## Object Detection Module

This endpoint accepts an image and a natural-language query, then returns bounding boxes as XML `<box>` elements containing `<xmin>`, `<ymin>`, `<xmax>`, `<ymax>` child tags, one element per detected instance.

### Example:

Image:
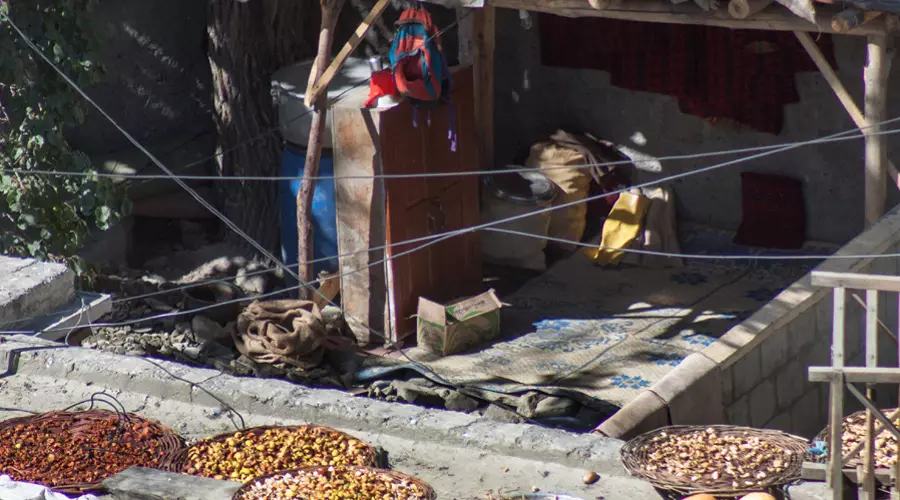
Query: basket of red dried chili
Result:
<box><xmin>0</xmin><ymin>409</ymin><xmax>185</xmax><ymax>495</ymax></box>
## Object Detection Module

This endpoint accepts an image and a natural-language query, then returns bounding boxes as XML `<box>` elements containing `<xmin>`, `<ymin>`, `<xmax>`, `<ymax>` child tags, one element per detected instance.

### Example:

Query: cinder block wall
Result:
<box><xmin>717</xmin><ymin>215</ymin><xmax>900</xmax><ymax>438</ymax></box>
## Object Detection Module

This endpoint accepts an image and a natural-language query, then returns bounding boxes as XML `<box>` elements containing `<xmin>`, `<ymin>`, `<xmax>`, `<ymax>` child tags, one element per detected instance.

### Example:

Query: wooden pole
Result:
<box><xmin>298</xmin><ymin>0</ymin><xmax>345</xmax><ymax>299</ymax></box>
<box><xmin>304</xmin><ymin>0</ymin><xmax>392</xmax><ymax>108</ymax></box>
<box><xmin>832</xmin><ymin>8</ymin><xmax>884</xmax><ymax>33</ymax></box>
<box><xmin>861</xmin><ymin>289</ymin><xmax>878</xmax><ymax>500</ymax></box>
<box><xmin>727</xmin><ymin>0</ymin><xmax>773</xmax><ymax>20</ymax></box>
<box><xmin>793</xmin><ymin>31</ymin><xmax>900</xmax><ymax>191</ymax></box>
<box><xmin>473</xmin><ymin>5</ymin><xmax>496</xmax><ymax>173</ymax></box>
<box><xmin>829</xmin><ymin>287</ymin><xmax>846</xmax><ymax>500</ymax></box>
<box><xmin>864</xmin><ymin>34</ymin><xmax>890</xmax><ymax>228</ymax></box>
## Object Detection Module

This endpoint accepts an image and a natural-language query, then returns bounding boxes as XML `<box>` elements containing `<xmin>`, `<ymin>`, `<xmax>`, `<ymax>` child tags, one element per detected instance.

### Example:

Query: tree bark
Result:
<box><xmin>207</xmin><ymin>0</ymin><xmax>319</xmax><ymax>257</ymax></box>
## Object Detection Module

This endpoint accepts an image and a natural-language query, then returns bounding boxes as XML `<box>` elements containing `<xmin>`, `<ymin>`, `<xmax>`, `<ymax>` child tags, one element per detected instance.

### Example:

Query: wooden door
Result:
<box><xmin>382</xmin><ymin>67</ymin><xmax>482</xmax><ymax>342</ymax></box>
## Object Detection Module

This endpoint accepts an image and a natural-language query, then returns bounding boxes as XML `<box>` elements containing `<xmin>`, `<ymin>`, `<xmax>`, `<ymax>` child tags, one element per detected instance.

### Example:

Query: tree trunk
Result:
<box><xmin>207</xmin><ymin>0</ymin><xmax>319</xmax><ymax>257</ymax></box>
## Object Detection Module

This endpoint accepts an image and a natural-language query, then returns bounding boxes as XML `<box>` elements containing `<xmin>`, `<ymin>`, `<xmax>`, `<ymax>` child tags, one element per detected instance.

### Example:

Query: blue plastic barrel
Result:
<box><xmin>279</xmin><ymin>146</ymin><xmax>339</xmax><ymax>280</ymax></box>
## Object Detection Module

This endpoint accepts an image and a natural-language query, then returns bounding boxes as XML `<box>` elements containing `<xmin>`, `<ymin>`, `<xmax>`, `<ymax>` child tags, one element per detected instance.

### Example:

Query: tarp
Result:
<box><xmin>0</xmin><ymin>476</ymin><xmax>98</xmax><ymax>500</ymax></box>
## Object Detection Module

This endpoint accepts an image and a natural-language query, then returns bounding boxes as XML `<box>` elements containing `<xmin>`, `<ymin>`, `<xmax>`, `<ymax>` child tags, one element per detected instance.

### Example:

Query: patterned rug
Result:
<box><xmin>397</xmin><ymin>224</ymin><xmax>838</xmax><ymax>410</ymax></box>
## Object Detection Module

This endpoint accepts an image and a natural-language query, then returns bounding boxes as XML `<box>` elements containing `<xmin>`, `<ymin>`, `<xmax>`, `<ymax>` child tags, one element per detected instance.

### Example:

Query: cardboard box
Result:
<box><xmin>416</xmin><ymin>289</ymin><xmax>503</xmax><ymax>356</ymax></box>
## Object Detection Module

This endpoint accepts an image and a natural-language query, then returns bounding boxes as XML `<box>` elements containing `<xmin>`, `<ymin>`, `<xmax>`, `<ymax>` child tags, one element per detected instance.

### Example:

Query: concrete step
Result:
<box><xmin>0</xmin><ymin>257</ymin><xmax>74</xmax><ymax>330</ymax></box>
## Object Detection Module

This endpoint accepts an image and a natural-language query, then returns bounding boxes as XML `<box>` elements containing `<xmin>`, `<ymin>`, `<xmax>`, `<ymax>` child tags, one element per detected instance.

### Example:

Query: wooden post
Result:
<box><xmin>861</xmin><ymin>289</ymin><xmax>879</xmax><ymax>500</ymax></box>
<box><xmin>829</xmin><ymin>287</ymin><xmax>846</xmax><ymax>500</ymax></box>
<box><xmin>865</xmin><ymin>34</ymin><xmax>890</xmax><ymax>228</ymax></box>
<box><xmin>304</xmin><ymin>0</ymin><xmax>392</xmax><ymax>108</ymax></box>
<box><xmin>727</xmin><ymin>0</ymin><xmax>773</xmax><ymax>20</ymax></box>
<box><xmin>298</xmin><ymin>0</ymin><xmax>345</xmax><ymax>299</ymax></box>
<box><xmin>473</xmin><ymin>5</ymin><xmax>496</xmax><ymax>173</ymax></box>
<box><xmin>793</xmin><ymin>31</ymin><xmax>900</xmax><ymax>192</ymax></box>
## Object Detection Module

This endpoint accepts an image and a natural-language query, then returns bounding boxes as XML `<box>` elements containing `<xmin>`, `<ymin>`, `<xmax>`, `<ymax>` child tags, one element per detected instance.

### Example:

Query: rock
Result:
<box><xmin>145</xmin><ymin>298</ymin><xmax>175</xmax><ymax>312</ymax></box>
<box><xmin>182</xmin><ymin>346</ymin><xmax>202</xmax><ymax>359</ymax></box>
<box><xmin>442</xmin><ymin>391</ymin><xmax>480</xmax><ymax>413</ymax></box>
<box><xmin>482</xmin><ymin>403</ymin><xmax>526</xmax><ymax>424</ymax></box>
<box><xmin>534</xmin><ymin>396</ymin><xmax>578</xmax><ymax>419</ymax></box>
<box><xmin>201</xmin><ymin>341</ymin><xmax>235</xmax><ymax>362</ymax></box>
<box><xmin>192</xmin><ymin>315</ymin><xmax>228</xmax><ymax>342</ymax></box>
<box><xmin>583</xmin><ymin>471</ymin><xmax>599</xmax><ymax>485</ymax></box>
<box><xmin>516</xmin><ymin>392</ymin><xmax>543</xmax><ymax>419</ymax></box>
<box><xmin>103</xmin><ymin>466</ymin><xmax>240</xmax><ymax>500</ymax></box>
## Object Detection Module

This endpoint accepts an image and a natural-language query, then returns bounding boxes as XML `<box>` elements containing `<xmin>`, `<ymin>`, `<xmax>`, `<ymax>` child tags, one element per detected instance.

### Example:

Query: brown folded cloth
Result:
<box><xmin>234</xmin><ymin>300</ymin><xmax>329</xmax><ymax>370</ymax></box>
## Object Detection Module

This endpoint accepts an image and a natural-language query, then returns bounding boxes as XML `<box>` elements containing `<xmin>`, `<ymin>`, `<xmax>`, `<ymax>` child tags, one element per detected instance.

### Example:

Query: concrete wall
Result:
<box><xmin>494</xmin><ymin>9</ymin><xmax>900</xmax><ymax>245</ymax></box>
<box><xmin>717</xmin><ymin>233</ymin><xmax>900</xmax><ymax>438</ymax></box>
<box><xmin>65</xmin><ymin>0</ymin><xmax>214</xmax><ymax>156</ymax></box>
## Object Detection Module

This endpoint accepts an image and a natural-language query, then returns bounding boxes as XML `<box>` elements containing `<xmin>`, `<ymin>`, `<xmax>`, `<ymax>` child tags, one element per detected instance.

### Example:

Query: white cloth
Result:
<box><xmin>0</xmin><ymin>476</ymin><xmax>98</xmax><ymax>500</ymax></box>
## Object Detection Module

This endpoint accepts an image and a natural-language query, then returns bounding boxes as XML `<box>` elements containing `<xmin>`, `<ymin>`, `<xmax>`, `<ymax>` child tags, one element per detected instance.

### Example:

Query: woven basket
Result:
<box><xmin>231</xmin><ymin>465</ymin><xmax>436</xmax><ymax>500</ymax></box>
<box><xmin>807</xmin><ymin>408</ymin><xmax>899</xmax><ymax>468</ymax></box>
<box><xmin>0</xmin><ymin>410</ymin><xmax>185</xmax><ymax>496</ymax></box>
<box><xmin>163</xmin><ymin>425</ymin><xmax>379</xmax><ymax>481</ymax></box>
<box><xmin>621</xmin><ymin>425</ymin><xmax>809</xmax><ymax>497</ymax></box>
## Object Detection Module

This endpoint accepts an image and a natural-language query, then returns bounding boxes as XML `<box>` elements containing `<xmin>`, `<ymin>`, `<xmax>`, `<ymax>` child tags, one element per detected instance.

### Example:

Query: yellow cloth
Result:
<box><xmin>586</xmin><ymin>191</ymin><xmax>651</xmax><ymax>265</ymax></box>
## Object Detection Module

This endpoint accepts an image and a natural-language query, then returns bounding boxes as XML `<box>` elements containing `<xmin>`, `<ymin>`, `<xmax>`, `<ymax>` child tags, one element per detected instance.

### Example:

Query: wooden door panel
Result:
<box><xmin>383</xmin><ymin>67</ymin><xmax>482</xmax><ymax>342</ymax></box>
<box><xmin>381</xmin><ymin>102</ymin><xmax>428</xmax><ymax>210</ymax></box>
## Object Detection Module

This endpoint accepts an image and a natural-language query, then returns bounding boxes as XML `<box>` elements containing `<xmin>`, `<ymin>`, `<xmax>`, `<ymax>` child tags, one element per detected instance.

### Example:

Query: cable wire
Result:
<box><xmin>3</xmin><ymin>126</ymin><xmax>899</xmax><ymax>182</ymax></box>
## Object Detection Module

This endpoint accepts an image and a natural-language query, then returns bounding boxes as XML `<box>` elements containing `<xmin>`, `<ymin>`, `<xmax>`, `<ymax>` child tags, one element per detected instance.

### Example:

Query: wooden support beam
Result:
<box><xmin>456</xmin><ymin>7</ymin><xmax>475</xmax><ymax>65</ymax></box>
<box><xmin>828</xmin><ymin>287</ymin><xmax>846</xmax><ymax>499</ymax></box>
<box><xmin>728</xmin><ymin>0</ymin><xmax>774</xmax><ymax>19</ymax></box>
<box><xmin>793</xmin><ymin>31</ymin><xmax>900</xmax><ymax>190</ymax></box>
<box><xmin>487</xmin><ymin>0</ymin><xmax>891</xmax><ymax>35</ymax></box>
<box><xmin>304</xmin><ymin>0</ymin><xmax>392</xmax><ymax>107</ymax></box>
<box><xmin>802</xmin><ymin>462</ymin><xmax>894</xmax><ymax>485</ymax></box>
<box><xmin>847</xmin><ymin>383</ymin><xmax>900</xmax><ymax>441</ymax></box>
<box><xmin>810</xmin><ymin>366</ymin><xmax>900</xmax><ymax>383</ymax></box>
<box><xmin>812</xmin><ymin>270</ymin><xmax>900</xmax><ymax>293</ymax></box>
<box><xmin>832</xmin><ymin>8</ymin><xmax>884</xmax><ymax>32</ymax></box>
<box><xmin>298</xmin><ymin>0</ymin><xmax>346</xmax><ymax>299</ymax></box>
<box><xmin>865</xmin><ymin>34</ymin><xmax>891</xmax><ymax>228</ymax></box>
<box><xmin>473</xmin><ymin>5</ymin><xmax>496</xmax><ymax>172</ymax></box>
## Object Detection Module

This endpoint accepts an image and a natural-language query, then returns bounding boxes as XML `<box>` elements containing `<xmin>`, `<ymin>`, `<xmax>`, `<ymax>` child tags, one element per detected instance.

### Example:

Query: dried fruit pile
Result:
<box><xmin>838</xmin><ymin>410</ymin><xmax>900</xmax><ymax>467</ymax></box>
<box><xmin>0</xmin><ymin>412</ymin><xmax>177</xmax><ymax>488</ymax></box>
<box><xmin>640</xmin><ymin>428</ymin><xmax>794</xmax><ymax>489</ymax></box>
<box><xmin>237</xmin><ymin>467</ymin><xmax>432</xmax><ymax>500</ymax></box>
<box><xmin>184</xmin><ymin>427</ymin><xmax>376</xmax><ymax>483</ymax></box>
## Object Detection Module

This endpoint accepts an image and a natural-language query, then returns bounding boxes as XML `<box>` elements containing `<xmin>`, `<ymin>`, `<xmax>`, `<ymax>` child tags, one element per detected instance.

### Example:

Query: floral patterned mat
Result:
<box><xmin>405</xmin><ymin>224</ymin><xmax>838</xmax><ymax>409</ymax></box>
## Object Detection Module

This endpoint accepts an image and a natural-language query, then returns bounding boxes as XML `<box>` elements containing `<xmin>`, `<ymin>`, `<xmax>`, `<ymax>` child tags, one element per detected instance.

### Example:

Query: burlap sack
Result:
<box><xmin>234</xmin><ymin>300</ymin><xmax>328</xmax><ymax>370</ymax></box>
<box><xmin>526</xmin><ymin>130</ymin><xmax>631</xmax><ymax>250</ymax></box>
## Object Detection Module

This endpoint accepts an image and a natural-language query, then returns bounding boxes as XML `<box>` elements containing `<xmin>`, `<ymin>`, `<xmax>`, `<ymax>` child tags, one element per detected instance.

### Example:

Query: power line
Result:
<box><xmin>4</xmin><ymin>126</ymin><xmax>900</xmax><ymax>182</ymax></box>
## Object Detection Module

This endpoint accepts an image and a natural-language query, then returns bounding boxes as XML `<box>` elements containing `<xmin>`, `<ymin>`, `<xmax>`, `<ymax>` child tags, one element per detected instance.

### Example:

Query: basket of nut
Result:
<box><xmin>0</xmin><ymin>409</ymin><xmax>185</xmax><ymax>496</ymax></box>
<box><xmin>166</xmin><ymin>425</ymin><xmax>380</xmax><ymax>483</ymax></box>
<box><xmin>232</xmin><ymin>465</ymin><xmax>436</xmax><ymax>500</ymax></box>
<box><xmin>620</xmin><ymin>425</ymin><xmax>809</xmax><ymax>497</ymax></box>
<box><xmin>807</xmin><ymin>408</ymin><xmax>899</xmax><ymax>468</ymax></box>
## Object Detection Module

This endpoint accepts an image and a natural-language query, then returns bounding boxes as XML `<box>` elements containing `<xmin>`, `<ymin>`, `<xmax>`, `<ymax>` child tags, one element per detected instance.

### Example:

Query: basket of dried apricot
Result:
<box><xmin>166</xmin><ymin>425</ymin><xmax>379</xmax><ymax>483</ymax></box>
<box><xmin>0</xmin><ymin>410</ymin><xmax>185</xmax><ymax>495</ymax></box>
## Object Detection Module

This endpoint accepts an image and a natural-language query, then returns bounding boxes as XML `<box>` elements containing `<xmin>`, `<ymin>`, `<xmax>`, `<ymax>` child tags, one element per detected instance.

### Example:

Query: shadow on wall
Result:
<box><xmin>494</xmin><ymin>9</ymin><xmax>900</xmax><ymax>245</ymax></box>
<box><xmin>64</xmin><ymin>0</ymin><xmax>214</xmax><ymax>155</ymax></box>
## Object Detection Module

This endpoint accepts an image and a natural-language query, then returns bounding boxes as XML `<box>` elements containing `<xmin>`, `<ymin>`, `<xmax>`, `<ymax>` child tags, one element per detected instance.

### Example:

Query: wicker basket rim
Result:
<box><xmin>620</xmin><ymin>425</ymin><xmax>810</xmax><ymax>497</ymax></box>
<box><xmin>164</xmin><ymin>424</ymin><xmax>379</xmax><ymax>474</ymax></box>
<box><xmin>231</xmin><ymin>465</ymin><xmax>436</xmax><ymax>500</ymax></box>
<box><xmin>0</xmin><ymin>409</ymin><xmax>186</xmax><ymax>495</ymax></box>
<box><xmin>809</xmin><ymin>407</ymin><xmax>900</xmax><ymax>467</ymax></box>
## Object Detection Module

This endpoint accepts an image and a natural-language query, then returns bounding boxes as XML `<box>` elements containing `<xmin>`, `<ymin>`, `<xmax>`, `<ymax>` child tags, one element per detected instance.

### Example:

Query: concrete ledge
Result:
<box><xmin>0</xmin><ymin>257</ymin><xmax>74</xmax><ymax>329</ymax></box>
<box><xmin>0</xmin><ymin>335</ymin><xmax>627</xmax><ymax>476</ymax></box>
<box><xmin>103</xmin><ymin>467</ymin><xmax>240</xmax><ymax>500</ymax></box>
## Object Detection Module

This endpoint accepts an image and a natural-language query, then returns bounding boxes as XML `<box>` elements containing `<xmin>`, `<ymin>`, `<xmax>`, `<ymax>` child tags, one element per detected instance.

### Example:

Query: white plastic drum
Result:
<box><xmin>480</xmin><ymin>169</ymin><xmax>558</xmax><ymax>271</ymax></box>
<box><xmin>270</xmin><ymin>57</ymin><xmax>374</xmax><ymax>148</ymax></box>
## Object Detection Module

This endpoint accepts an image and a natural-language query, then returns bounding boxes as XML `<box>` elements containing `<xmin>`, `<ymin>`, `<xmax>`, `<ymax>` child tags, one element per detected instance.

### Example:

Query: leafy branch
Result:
<box><xmin>0</xmin><ymin>0</ymin><xmax>130</xmax><ymax>275</ymax></box>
